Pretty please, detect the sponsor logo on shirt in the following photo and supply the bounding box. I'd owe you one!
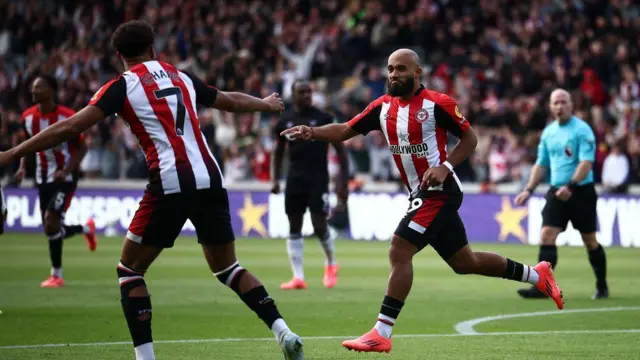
[389,143,429,157]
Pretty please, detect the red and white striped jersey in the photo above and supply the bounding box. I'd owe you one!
[21,105,83,185]
[348,85,470,196]
[89,60,223,195]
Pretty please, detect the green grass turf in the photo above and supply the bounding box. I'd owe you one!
[0,234,639,359]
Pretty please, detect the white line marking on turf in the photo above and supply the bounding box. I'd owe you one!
[2,307,639,350]
[454,306,640,335]
[1,329,640,350]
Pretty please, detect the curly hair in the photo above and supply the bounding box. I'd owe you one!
[111,20,155,58]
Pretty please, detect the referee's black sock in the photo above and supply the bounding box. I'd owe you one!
[588,244,608,290]
[539,245,558,269]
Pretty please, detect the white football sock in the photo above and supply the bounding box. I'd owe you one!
[523,265,540,285]
[318,231,336,266]
[374,314,395,339]
[51,267,62,278]
[83,224,91,234]
[134,343,155,360]
[286,235,304,280]
[271,318,290,342]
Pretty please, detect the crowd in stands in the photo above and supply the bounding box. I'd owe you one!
[1,0,640,193]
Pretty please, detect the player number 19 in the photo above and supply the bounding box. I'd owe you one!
[154,87,186,136]
[408,198,423,213]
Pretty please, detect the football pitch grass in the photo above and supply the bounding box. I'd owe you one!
[0,234,639,359]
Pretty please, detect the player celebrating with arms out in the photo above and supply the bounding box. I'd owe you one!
[282,49,564,354]
[16,74,97,288]
[0,20,303,360]
[515,89,608,300]
[272,80,349,290]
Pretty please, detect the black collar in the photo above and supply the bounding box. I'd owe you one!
[414,84,425,95]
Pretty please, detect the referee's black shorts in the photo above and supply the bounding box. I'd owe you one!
[542,183,598,233]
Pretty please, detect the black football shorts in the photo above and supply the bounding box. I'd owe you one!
[394,191,468,260]
[542,183,598,233]
[127,187,235,248]
[284,183,330,216]
[37,182,77,220]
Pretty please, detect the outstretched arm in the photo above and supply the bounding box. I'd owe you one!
[281,98,384,143]
[282,123,360,143]
[1,76,125,167]
[184,71,284,113]
[214,91,284,113]
[3,106,105,164]
[280,122,360,143]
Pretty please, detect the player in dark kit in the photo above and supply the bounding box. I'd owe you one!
[0,21,303,360]
[16,75,98,288]
[272,80,349,290]
[282,49,564,354]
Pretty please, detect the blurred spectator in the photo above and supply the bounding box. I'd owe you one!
[602,139,630,193]
[1,0,640,189]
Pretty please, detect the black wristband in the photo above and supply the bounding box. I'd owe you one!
[525,187,535,193]
[568,181,578,190]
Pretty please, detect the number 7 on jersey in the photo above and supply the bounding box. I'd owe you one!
[154,87,186,136]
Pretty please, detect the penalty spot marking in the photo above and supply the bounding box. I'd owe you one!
[1,329,640,350]
[454,306,640,335]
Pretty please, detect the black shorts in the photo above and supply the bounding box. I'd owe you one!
[394,191,468,260]
[37,182,77,220]
[127,188,235,248]
[284,184,329,216]
[542,183,598,233]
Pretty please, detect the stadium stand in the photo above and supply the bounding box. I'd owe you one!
[1,0,639,193]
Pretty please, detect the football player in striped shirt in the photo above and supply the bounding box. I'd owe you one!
[282,48,564,354]
[17,74,98,288]
[0,20,303,360]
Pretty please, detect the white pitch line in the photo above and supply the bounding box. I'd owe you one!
[1,329,640,350]
[454,306,640,335]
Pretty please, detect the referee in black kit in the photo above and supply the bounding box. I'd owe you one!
[272,80,349,290]
[515,89,608,300]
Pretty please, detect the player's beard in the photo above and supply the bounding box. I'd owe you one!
[387,77,415,97]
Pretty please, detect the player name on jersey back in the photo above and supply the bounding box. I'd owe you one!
[90,60,223,195]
